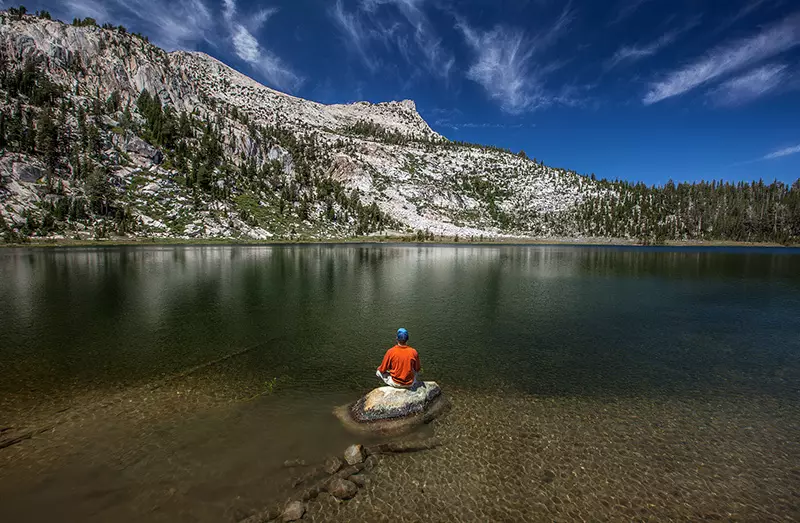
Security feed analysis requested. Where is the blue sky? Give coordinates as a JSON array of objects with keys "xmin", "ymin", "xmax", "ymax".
[{"xmin": 20, "ymin": 0, "xmax": 800, "ymax": 185}]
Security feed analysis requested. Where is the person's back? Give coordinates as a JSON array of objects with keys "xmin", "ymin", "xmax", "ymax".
[{"xmin": 376, "ymin": 328, "xmax": 420, "ymax": 388}]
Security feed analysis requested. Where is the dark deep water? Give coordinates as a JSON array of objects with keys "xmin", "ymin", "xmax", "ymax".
[
  {"xmin": 2, "ymin": 244, "xmax": 799, "ymax": 402},
  {"xmin": 1, "ymin": 244, "xmax": 799, "ymax": 521}
]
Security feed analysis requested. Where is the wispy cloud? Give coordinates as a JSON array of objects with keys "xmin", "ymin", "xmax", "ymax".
[
  {"xmin": 329, "ymin": 0, "xmax": 454, "ymax": 79},
  {"xmin": 435, "ymin": 120, "xmax": 533, "ymax": 131},
  {"xmin": 605, "ymin": 17, "xmax": 700, "ymax": 70},
  {"xmin": 606, "ymin": 32, "xmax": 677, "ymax": 70},
  {"xmin": 221, "ymin": 0, "xmax": 302, "ymax": 91},
  {"xmin": 329, "ymin": 0, "xmax": 383, "ymax": 71},
  {"xmin": 62, "ymin": 0, "xmax": 214, "ymax": 50},
  {"xmin": 763, "ymin": 143, "xmax": 800, "ymax": 160},
  {"xmin": 459, "ymin": 24, "xmax": 539, "ymax": 114},
  {"xmin": 457, "ymin": 5, "xmax": 576, "ymax": 114},
  {"xmin": 608, "ymin": 0, "xmax": 653, "ymax": 26},
  {"xmin": 58, "ymin": 0, "xmax": 300, "ymax": 91},
  {"xmin": 709, "ymin": 63, "xmax": 789, "ymax": 106},
  {"xmin": 644, "ymin": 12, "xmax": 800, "ymax": 105}
]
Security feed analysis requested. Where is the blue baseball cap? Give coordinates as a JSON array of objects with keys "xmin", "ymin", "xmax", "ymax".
[{"xmin": 397, "ymin": 328, "xmax": 409, "ymax": 342}]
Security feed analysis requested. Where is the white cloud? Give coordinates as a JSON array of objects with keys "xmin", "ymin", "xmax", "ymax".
[
  {"xmin": 220, "ymin": 0, "xmax": 302, "ymax": 92},
  {"xmin": 644, "ymin": 12, "xmax": 800, "ymax": 105},
  {"xmin": 459, "ymin": 24, "xmax": 539, "ymax": 114},
  {"xmin": 458, "ymin": 6, "xmax": 576, "ymax": 114},
  {"xmin": 763, "ymin": 144, "xmax": 800, "ymax": 160},
  {"xmin": 605, "ymin": 17, "xmax": 700, "ymax": 70},
  {"xmin": 710, "ymin": 63, "xmax": 789, "ymax": 106},
  {"xmin": 231, "ymin": 25, "xmax": 260, "ymax": 63},
  {"xmin": 61, "ymin": 0, "xmax": 214, "ymax": 50},
  {"xmin": 58, "ymin": 0, "xmax": 300, "ymax": 91},
  {"xmin": 330, "ymin": 0, "xmax": 380, "ymax": 70},
  {"xmin": 606, "ymin": 33, "xmax": 676, "ymax": 70},
  {"xmin": 329, "ymin": 0, "xmax": 454, "ymax": 79}
]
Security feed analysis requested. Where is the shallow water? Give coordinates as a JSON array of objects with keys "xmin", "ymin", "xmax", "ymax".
[{"xmin": 1, "ymin": 244, "xmax": 799, "ymax": 521}]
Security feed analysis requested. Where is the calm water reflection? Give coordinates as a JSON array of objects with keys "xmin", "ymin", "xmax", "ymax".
[{"xmin": 1, "ymin": 244, "xmax": 799, "ymax": 411}]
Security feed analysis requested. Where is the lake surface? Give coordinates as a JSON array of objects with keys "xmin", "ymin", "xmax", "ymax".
[{"xmin": 1, "ymin": 244, "xmax": 799, "ymax": 521}]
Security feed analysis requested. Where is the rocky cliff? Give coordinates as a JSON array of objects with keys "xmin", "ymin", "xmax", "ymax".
[{"xmin": 0, "ymin": 11, "xmax": 607, "ymax": 242}]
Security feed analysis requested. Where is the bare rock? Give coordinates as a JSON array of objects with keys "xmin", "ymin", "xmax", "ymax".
[
  {"xmin": 115, "ymin": 133, "xmax": 163, "ymax": 164},
  {"xmin": 344, "ymin": 444, "xmax": 365, "ymax": 465},
  {"xmin": 281, "ymin": 501, "xmax": 305, "ymax": 522},
  {"xmin": 326, "ymin": 478, "xmax": 358, "ymax": 500},
  {"xmin": 13, "ymin": 163, "xmax": 43, "ymax": 183},
  {"xmin": 283, "ymin": 459, "xmax": 306, "ymax": 468},
  {"xmin": 334, "ymin": 381, "xmax": 449, "ymax": 436}
]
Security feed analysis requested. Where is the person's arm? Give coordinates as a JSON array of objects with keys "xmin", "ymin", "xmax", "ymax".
[
  {"xmin": 377, "ymin": 349, "xmax": 392, "ymax": 374},
  {"xmin": 414, "ymin": 352, "xmax": 421, "ymax": 373}
]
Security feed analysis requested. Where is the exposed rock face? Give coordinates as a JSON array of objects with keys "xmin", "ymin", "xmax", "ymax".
[
  {"xmin": 114, "ymin": 133, "xmax": 163, "ymax": 164},
  {"xmin": 12, "ymin": 163, "xmax": 43, "ymax": 183},
  {"xmin": 0, "ymin": 14, "xmax": 611, "ymax": 242},
  {"xmin": 335, "ymin": 381, "xmax": 449, "ymax": 435}
]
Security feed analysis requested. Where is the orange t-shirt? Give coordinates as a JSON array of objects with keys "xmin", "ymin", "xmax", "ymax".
[{"xmin": 377, "ymin": 344, "xmax": 421, "ymax": 386}]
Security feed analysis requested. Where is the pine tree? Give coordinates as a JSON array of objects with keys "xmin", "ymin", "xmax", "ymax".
[{"xmin": 36, "ymin": 107, "xmax": 59, "ymax": 174}]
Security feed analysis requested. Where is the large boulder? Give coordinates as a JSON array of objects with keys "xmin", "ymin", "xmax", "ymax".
[
  {"xmin": 334, "ymin": 381, "xmax": 449, "ymax": 435},
  {"xmin": 114, "ymin": 133, "xmax": 163, "ymax": 165},
  {"xmin": 13, "ymin": 162, "xmax": 44, "ymax": 183}
]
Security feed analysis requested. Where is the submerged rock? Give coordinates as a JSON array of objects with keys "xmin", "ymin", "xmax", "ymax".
[
  {"xmin": 327, "ymin": 478, "xmax": 358, "ymax": 500},
  {"xmin": 281, "ymin": 501, "xmax": 305, "ymax": 522},
  {"xmin": 334, "ymin": 381, "xmax": 449, "ymax": 436},
  {"xmin": 323, "ymin": 456, "xmax": 344, "ymax": 475},
  {"xmin": 344, "ymin": 444, "xmax": 365, "ymax": 465}
]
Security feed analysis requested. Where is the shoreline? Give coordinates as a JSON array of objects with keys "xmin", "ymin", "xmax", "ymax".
[{"xmin": 1, "ymin": 236, "xmax": 797, "ymax": 249}]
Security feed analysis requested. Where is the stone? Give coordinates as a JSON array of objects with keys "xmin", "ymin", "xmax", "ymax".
[
  {"xmin": 333, "ymin": 464, "xmax": 363, "ymax": 480},
  {"xmin": 238, "ymin": 505, "xmax": 282, "ymax": 523},
  {"xmin": 334, "ymin": 381, "xmax": 449, "ymax": 436},
  {"xmin": 283, "ymin": 459, "xmax": 306, "ymax": 468},
  {"xmin": 326, "ymin": 478, "xmax": 358, "ymax": 500},
  {"xmin": 363, "ymin": 454, "xmax": 380, "ymax": 471},
  {"xmin": 357, "ymin": 381, "xmax": 442, "ymax": 422},
  {"xmin": 116, "ymin": 134, "xmax": 163, "ymax": 164},
  {"xmin": 344, "ymin": 444, "xmax": 365, "ymax": 465},
  {"xmin": 349, "ymin": 474, "xmax": 368, "ymax": 488},
  {"xmin": 281, "ymin": 501, "xmax": 305, "ymax": 522},
  {"xmin": 13, "ymin": 163, "xmax": 43, "ymax": 183},
  {"xmin": 323, "ymin": 456, "xmax": 343, "ymax": 475}
]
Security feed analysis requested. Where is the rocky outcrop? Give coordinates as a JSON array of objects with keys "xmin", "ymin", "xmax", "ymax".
[
  {"xmin": 0, "ymin": 13, "xmax": 610, "ymax": 241},
  {"xmin": 335, "ymin": 381, "xmax": 449, "ymax": 435},
  {"xmin": 113, "ymin": 133, "xmax": 163, "ymax": 164}
]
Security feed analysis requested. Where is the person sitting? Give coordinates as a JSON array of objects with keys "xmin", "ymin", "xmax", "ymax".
[{"xmin": 376, "ymin": 328, "xmax": 421, "ymax": 389}]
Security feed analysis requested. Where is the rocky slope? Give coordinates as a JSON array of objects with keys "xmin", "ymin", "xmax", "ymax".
[{"xmin": 0, "ymin": 12, "xmax": 615, "ymax": 241}]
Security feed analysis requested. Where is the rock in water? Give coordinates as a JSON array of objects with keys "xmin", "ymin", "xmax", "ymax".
[
  {"xmin": 327, "ymin": 478, "xmax": 358, "ymax": 500},
  {"xmin": 281, "ymin": 501, "xmax": 305, "ymax": 522},
  {"xmin": 323, "ymin": 456, "xmax": 344, "ymax": 475},
  {"xmin": 334, "ymin": 381, "xmax": 449, "ymax": 435},
  {"xmin": 344, "ymin": 444, "xmax": 365, "ymax": 465}
]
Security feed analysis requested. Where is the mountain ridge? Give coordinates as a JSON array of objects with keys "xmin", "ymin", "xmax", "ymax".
[{"xmin": 0, "ymin": 10, "xmax": 798, "ymax": 245}]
